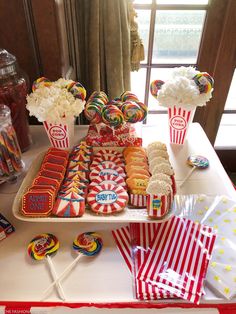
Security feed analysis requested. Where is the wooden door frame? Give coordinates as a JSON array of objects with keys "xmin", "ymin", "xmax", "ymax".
[{"xmin": 194, "ymin": 0, "xmax": 236, "ymax": 146}]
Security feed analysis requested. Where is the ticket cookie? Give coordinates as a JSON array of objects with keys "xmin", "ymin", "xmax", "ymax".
[
  {"xmin": 87, "ymin": 183, "xmax": 128, "ymax": 214},
  {"xmin": 89, "ymin": 163, "xmax": 126, "ymax": 180},
  {"xmin": 22, "ymin": 190, "xmax": 54, "ymax": 217}
]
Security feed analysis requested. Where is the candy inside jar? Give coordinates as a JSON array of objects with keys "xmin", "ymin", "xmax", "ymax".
[{"xmin": 0, "ymin": 104, "xmax": 24, "ymax": 183}]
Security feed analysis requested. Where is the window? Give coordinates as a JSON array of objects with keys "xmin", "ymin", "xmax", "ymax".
[{"xmin": 131, "ymin": 0, "xmax": 209, "ymax": 123}]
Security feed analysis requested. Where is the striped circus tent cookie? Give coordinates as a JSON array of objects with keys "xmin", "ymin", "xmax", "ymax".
[{"xmin": 87, "ymin": 183, "xmax": 128, "ymax": 214}]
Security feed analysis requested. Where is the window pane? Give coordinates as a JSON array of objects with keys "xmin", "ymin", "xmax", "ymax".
[
  {"xmin": 157, "ymin": 0, "xmax": 209, "ymax": 4},
  {"xmin": 131, "ymin": 68, "xmax": 146, "ymax": 103},
  {"xmin": 148, "ymin": 68, "xmax": 172, "ymax": 111},
  {"xmin": 136, "ymin": 10, "xmax": 151, "ymax": 64},
  {"xmin": 133, "ymin": 0, "xmax": 152, "ymax": 4},
  {"xmin": 224, "ymin": 69, "xmax": 236, "ymax": 110},
  {"xmin": 153, "ymin": 10, "xmax": 206, "ymax": 64},
  {"xmin": 215, "ymin": 114, "xmax": 236, "ymax": 148},
  {"xmin": 146, "ymin": 113, "xmax": 168, "ymax": 125}
]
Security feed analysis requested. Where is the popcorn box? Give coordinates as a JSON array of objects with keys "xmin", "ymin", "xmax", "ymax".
[
  {"xmin": 86, "ymin": 123, "xmax": 142, "ymax": 147},
  {"xmin": 168, "ymin": 106, "xmax": 196, "ymax": 145},
  {"xmin": 43, "ymin": 120, "xmax": 74, "ymax": 149},
  {"xmin": 0, "ymin": 213, "xmax": 15, "ymax": 241},
  {"xmin": 147, "ymin": 194, "xmax": 171, "ymax": 219},
  {"xmin": 129, "ymin": 194, "xmax": 147, "ymax": 208}
]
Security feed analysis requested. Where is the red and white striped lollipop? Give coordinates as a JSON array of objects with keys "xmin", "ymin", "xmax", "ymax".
[{"xmin": 87, "ymin": 183, "xmax": 128, "ymax": 214}]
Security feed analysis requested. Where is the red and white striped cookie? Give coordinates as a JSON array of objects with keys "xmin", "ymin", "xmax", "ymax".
[
  {"xmin": 94, "ymin": 149, "xmax": 124, "ymax": 160},
  {"xmin": 89, "ymin": 174, "xmax": 127, "ymax": 189},
  {"xmin": 90, "ymin": 156, "xmax": 125, "ymax": 169},
  {"xmin": 87, "ymin": 183, "xmax": 128, "ymax": 214},
  {"xmin": 89, "ymin": 163, "xmax": 126, "ymax": 180}
]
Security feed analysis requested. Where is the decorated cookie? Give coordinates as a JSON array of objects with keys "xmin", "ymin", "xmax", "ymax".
[
  {"xmin": 94, "ymin": 149, "xmax": 124, "ymax": 160},
  {"xmin": 22, "ymin": 190, "xmax": 54, "ymax": 217},
  {"xmin": 87, "ymin": 183, "xmax": 128, "ymax": 214},
  {"xmin": 52, "ymin": 192, "xmax": 85, "ymax": 217},
  {"xmin": 126, "ymin": 174, "xmax": 149, "ymax": 195},
  {"xmin": 89, "ymin": 163, "xmax": 126, "ymax": 180},
  {"xmin": 90, "ymin": 156, "xmax": 125, "ymax": 169},
  {"xmin": 89, "ymin": 174, "xmax": 127, "ymax": 189}
]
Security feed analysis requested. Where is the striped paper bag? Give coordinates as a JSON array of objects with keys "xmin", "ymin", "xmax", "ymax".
[
  {"xmin": 168, "ymin": 106, "xmax": 195, "ymax": 145},
  {"xmin": 112, "ymin": 224, "xmax": 176, "ymax": 300},
  {"xmin": 43, "ymin": 119, "xmax": 74, "ymax": 149},
  {"xmin": 137, "ymin": 216, "xmax": 216, "ymax": 304},
  {"xmin": 130, "ymin": 223, "xmax": 176, "ymax": 300}
]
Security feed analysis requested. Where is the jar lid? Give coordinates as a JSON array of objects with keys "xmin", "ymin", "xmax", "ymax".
[{"xmin": 0, "ymin": 49, "xmax": 17, "ymax": 76}]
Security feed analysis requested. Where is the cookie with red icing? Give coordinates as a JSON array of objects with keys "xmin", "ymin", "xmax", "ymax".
[{"xmin": 87, "ymin": 183, "xmax": 128, "ymax": 214}]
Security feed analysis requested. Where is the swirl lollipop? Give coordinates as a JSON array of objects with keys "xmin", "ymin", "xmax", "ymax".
[
  {"xmin": 84, "ymin": 102, "xmax": 104, "ymax": 124},
  {"xmin": 102, "ymin": 105, "xmax": 124, "ymax": 129},
  {"xmin": 179, "ymin": 155, "xmax": 209, "ymax": 188},
  {"xmin": 32, "ymin": 77, "xmax": 52, "ymax": 92},
  {"xmin": 41, "ymin": 232, "xmax": 103, "ymax": 300},
  {"xmin": 28, "ymin": 233, "xmax": 66, "ymax": 301},
  {"xmin": 150, "ymin": 79, "xmax": 165, "ymax": 99},
  {"xmin": 66, "ymin": 81, "xmax": 86, "ymax": 101},
  {"xmin": 192, "ymin": 72, "xmax": 214, "ymax": 94},
  {"xmin": 121, "ymin": 101, "xmax": 143, "ymax": 123}
]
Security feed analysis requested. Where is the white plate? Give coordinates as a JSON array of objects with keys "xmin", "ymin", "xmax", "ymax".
[{"xmin": 12, "ymin": 152, "xmax": 173, "ymax": 223}]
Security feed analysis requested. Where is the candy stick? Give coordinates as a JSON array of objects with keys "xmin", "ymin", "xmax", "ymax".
[
  {"xmin": 179, "ymin": 155, "xmax": 209, "ymax": 188},
  {"xmin": 28, "ymin": 233, "xmax": 66, "ymax": 301},
  {"xmin": 41, "ymin": 232, "xmax": 103, "ymax": 300}
]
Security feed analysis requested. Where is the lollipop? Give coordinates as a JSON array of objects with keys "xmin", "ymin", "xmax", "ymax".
[
  {"xmin": 32, "ymin": 77, "xmax": 51, "ymax": 91},
  {"xmin": 135, "ymin": 101, "xmax": 148, "ymax": 121},
  {"xmin": 179, "ymin": 155, "xmax": 209, "ymax": 188},
  {"xmin": 121, "ymin": 101, "xmax": 143, "ymax": 123},
  {"xmin": 192, "ymin": 72, "xmax": 214, "ymax": 94},
  {"xmin": 84, "ymin": 102, "xmax": 104, "ymax": 124},
  {"xmin": 120, "ymin": 91, "xmax": 139, "ymax": 102},
  {"xmin": 28, "ymin": 233, "xmax": 66, "ymax": 301},
  {"xmin": 41, "ymin": 232, "xmax": 102, "ymax": 300},
  {"xmin": 102, "ymin": 105, "xmax": 124, "ymax": 129},
  {"xmin": 150, "ymin": 80, "xmax": 165, "ymax": 98},
  {"xmin": 66, "ymin": 81, "xmax": 86, "ymax": 101}
]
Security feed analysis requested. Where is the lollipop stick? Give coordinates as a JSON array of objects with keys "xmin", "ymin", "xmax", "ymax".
[
  {"xmin": 179, "ymin": 166, "xmax": 196, "ymax": 188},
  {"xmin": 46, "ymin": 255, "xmax": 66, "ymax": 301},
  {"xmin": 41, "ymin": 253, "xmax": 82, "ymax": 300}
]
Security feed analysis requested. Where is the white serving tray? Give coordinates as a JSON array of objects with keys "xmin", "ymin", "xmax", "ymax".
[{"xmin": 12, "ymin": 152, "xmax": 173, "ymax": 223}]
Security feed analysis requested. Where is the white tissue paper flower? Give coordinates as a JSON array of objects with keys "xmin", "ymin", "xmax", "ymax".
[
  {"xmin": 157, "ymin": 66, "xmax": 213, "ymax": 110},
  {"xmin": 26, "ymin": 78, "xmax": 85, "ymax": 123}
]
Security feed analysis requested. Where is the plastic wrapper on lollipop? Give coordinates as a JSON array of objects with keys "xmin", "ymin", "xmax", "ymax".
[{"xmin": 85, "ymin": 91, "xmax": 146, "ymax": 147}]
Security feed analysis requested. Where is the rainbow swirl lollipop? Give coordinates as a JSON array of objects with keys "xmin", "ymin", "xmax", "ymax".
[
  {"xmin": 135, "ymin": 101, "xmax": 148, "ymax": 121},
  {"xmin": 192, "ymin": 72, "xmax": 214, "ymax": 94},
  {"xmin": 121, "ymin": 101, "xmax": 143, "ymax": 123},
  {"xmin": 180, "ymin": 155, "xmax": 209, "ymax": 188},
  {"xmin": 120, "ymin": 91, "xmax": 139, "ymax": 102},
  {"xmin": 32, "ymin": 77, "xmax": 52, "ymax": 92},
  {"xmin": 28, "ymin": 233, "xmax": 66, "ymax": 301},
  {"xmin": 41, "ymin": 231, "xmax": 103, "ymax": 300},
  {"xmin": 66, "ymin": 81, "xmax": 86, "ymax": 101},
  {"xmin": 28, "ymin": 233, "xmax": 59, "ymax": 260},
  {"xmin": 73, "ymin": 232, "xmax": 103, "ymax": 256},
  {"xmin": 150, "ymin": 80, "xmax": 165, "ymax": 99},
  {"xmin": 84, "ymin": 102, "xmax": 104, "ymax": 124},
  {"xmin": 102, "ymin": 105, "xmax": 124, "ymax": 129}
]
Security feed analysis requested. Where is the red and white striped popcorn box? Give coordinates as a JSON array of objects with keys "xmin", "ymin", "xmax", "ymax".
[
  {"xmin": 137, "ymin": 216, "xmax": 216, "ymax": 304},
  {"xmin": 168, "ymin": 106, "xmax": 196, "ymax": 145},
  {"xmin": 147, "ymin": 194, "xmax": 170, "ymax": 219},
  {"xmin": 129, "ymin": 194, "xmax": 147, "ymax": 208},
  {"xmin": 43, "ymin": 120, "xmax": 74, "ymax": 149}
]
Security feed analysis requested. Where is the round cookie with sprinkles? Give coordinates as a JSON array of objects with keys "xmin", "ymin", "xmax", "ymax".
[{"xmin": 87, "ymin": 183, "xmax": 128, "ymax": 214}]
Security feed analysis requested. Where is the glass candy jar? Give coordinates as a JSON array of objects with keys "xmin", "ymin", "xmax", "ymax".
[
  {"xmin": 0, "ymin": 49, "xmax": 31, "ymax": 152},
  {"xmin": 0, "ymin": 104, "xmax": 24, "ymax": 183}
]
